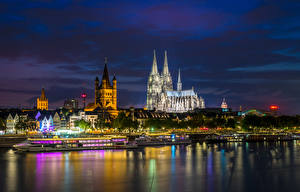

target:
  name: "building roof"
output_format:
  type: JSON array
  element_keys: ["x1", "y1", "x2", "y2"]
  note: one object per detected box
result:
[{"x1": 166, "y1": 89, "x2": 196, "y2": 97}]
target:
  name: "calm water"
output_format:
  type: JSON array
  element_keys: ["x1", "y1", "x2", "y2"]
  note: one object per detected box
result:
[{"x1": 1, "y1": 142, "x2": 300, "y2": 192}]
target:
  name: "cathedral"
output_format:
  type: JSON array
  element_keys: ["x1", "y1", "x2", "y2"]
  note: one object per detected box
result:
[
  {"x1": 85, "y1": 59, "x2": 118, "y2": 117},
  {"x1": 146, "y1": 50, "x2": 205, "y2": 113}
]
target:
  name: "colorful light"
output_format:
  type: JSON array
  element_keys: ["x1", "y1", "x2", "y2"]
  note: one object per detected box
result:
[
  {"x1": 269, "y1": 105, "x2": 279, "y2": 111},
  {"x1": 81, "y1": 93, "x2": 87, "y2": 98}
]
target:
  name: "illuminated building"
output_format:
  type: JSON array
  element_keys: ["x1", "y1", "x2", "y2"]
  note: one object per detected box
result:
[
  {"x1": 85, "y1": 58, "x2": 118, "y2": 117},
  {"x1": 53, "y1": 112, "x2": 67, "y2": 130},
  {"x1": 37, "y1": 88, "x2": 48, "y2": 110},
  {"x1": 220, "y1": 98, "x2": 229, "y2": 112},
  {"x1": 6, "y1": 113, "x2": 19, "y2": 133},
  {"x1": 59, "y1": 110, "x2": 67, "y2": 129},
  {"x1": 68, "y1": 111, "x2": 98, "y2": 129},
  {"x1": 146, "y1": 50, "x2": 205, "y2": 112},
  {"x1": 221, "y1": 98, "x2": 228, "y2": 112},
  {"x1": 63, "y1": 99, "x2": 78, "y2": 111},
  {"x1": 39, "y1": 115, "x2": 54, "y2": 132},
  {"x1": 69, "y1": 113, "x2": 81, "y2": 129},
  {"x1": 53, "y1": 112, "x2": 61, "y2": 130},
  {"x1": 84, "y1": 112, "x2": 98, "y2": 129},
  {"x1": 221, "y1": 98, "x2": 228, "y2": 109}
]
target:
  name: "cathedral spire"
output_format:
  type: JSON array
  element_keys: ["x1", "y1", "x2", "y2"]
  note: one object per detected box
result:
[
  {"x1": 151, "y1": 50, "x2": 158, "y2": 74},
  {"x1": 177, "y1": 69, "x2": 182, "y2": 91},
  {"x1": 163, "y1": 50, "x2": 169, "y2": 75}
]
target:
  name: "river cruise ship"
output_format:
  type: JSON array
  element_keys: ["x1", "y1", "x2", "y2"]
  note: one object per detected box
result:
[
  {"x1": 135, "y1": 134, "x2": 191, "y2": 146},
  {"x1": 13, "y1": 136, "x2": 137, "y2": 152}
]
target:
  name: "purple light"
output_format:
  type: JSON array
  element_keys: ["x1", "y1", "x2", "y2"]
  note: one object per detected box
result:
[
  {"x1": 35, "y1": 111, "x2": 41, "y2": 120},
  {"x1": 31, "y1": 140, "x2": 62, "y2": 144},
  {"x1": 112, "y1": 139, "x2": 126, "y2": 142}
]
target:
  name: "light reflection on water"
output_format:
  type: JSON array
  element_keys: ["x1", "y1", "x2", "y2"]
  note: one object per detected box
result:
[{"x1": 1, "y1": 142, "x2": 300, "y2": 192}]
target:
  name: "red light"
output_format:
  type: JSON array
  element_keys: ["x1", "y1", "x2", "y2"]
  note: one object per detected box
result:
[
  {"x1": 81, "y1": 93, "x2": 87, "y2": 98},
  {"x1": 269, "y1": 105, "x2": 279, "y2": 111}
]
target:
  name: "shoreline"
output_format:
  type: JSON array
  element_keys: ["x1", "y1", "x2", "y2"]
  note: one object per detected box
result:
[{"x1": 0, "y1": 132, "x2": 298, "y2": 149}]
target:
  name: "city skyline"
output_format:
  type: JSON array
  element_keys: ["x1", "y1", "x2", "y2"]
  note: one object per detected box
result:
[{"x1": 0, "y1": 1, "x2": 300, "y2": 114}]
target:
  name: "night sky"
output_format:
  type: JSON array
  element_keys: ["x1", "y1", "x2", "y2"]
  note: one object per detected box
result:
[{"x1": 1, "y1": 0, "x2": 300, "y2": 114}]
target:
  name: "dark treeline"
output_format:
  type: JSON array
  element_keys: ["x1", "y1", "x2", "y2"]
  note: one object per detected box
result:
[
  {"x1": 242, "y1": 115, "x2": 300, "y2": 130},
  {"x1": 103, "y1": 112, "x2": 237, "y2": 131},
  {"x1": 107, "y1": 113, "x2": 300, "y2": 132}
]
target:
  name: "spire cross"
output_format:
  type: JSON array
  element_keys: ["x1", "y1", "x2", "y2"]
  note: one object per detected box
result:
[{"x1": 104, "y1": 57, "x2": 108, "y2": 64}]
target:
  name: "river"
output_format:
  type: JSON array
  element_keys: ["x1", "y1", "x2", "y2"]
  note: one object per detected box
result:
[{"x1": 1, "y1": 141, "x2": 300, "y2": 192}]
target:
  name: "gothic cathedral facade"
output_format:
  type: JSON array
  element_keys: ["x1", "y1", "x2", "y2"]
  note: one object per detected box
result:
[{"x1": 147, "y1": 50, "x2": 205, "y2": 113}]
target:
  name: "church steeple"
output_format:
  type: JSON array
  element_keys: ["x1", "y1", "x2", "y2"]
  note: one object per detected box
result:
[
  {"x1": 163, "y1": 50, "x2": 169, "y2": 75},
  {"x1": 41, "y1": 88, "x2": 46, "y2": 100},
  {"x1": 177, "y1": 69, "x2": 182, "y2": 91},
  {"x1": 100, "y1": 57, "x2": 112, "y2": 88},
  {"x1": 151, "y1": 50, "x2": 158, "y2": 74},
  {"x1": 37, "y1": 87, "x2": 48, "y2": 110},
  {"x1": 102, "y1": 57, "x2": 109, "y2": 81}
]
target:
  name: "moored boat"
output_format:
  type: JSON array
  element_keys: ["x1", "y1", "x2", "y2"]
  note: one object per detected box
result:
[
  {"x1": 135, "y1": 134, "x2": 191, "y2": 146},
  {"x1": 13, "y1": 136, "x2": 137, "y2": 152}
]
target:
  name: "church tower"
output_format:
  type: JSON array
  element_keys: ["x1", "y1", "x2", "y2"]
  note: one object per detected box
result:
[
  {"x1": 86, "y1": 58, "x2": 118, "y2": 117},
  {"x1": 112, "y1": 74, "x2": 117, "y2": 110},
  {"x1": 37, "y1": 88, "x2": 48, "y2": 110},
  {"x1": 147, "y1": 50, "x2": 162, "y2": 110},
  {"x1": 99, "y1": 59, "x2": 113, "y2": 108},
  {"x1": 161, "y1": 50, "x2": 173, "y2": 92}
]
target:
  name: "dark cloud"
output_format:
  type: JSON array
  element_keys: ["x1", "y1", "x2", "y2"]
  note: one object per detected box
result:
[
  {"x1": 0, "y1": 0, "x2": 300, "y2": 114},
  {"x1": 0, "y1": 88, "x2": 39, "y2": 95}
]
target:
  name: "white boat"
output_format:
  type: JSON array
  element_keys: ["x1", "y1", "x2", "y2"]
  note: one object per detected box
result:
[
  {"x1": 135, "y1": 134, "x2": 191, "y2": 146},
  {"x1": 13, "y1": 136, "x2": 137, "y2": 152}
]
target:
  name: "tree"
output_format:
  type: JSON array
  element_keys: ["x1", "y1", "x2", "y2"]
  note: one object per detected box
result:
[
  {"x1": 74, "y1": 119, "x2": 91, "y2": 130},
  {"x1": 111, "y1": 112, "x2": 139, "y2": 133},
  {"x1": 241, "y1": 115, "x2": 259, "y2": 131},
  {"x1": 189, "y1": 114, "x2": 205, "y2": 129},
  {"x1": 215, "y1": 117, "x2": 227, "y2": 128},
  {"x1": 95, "y1": 118, "x2": 106, "y2": 130},
  {"x1": 144, "y1": 119, "x2": 164, "y2": 131},
  {"x1": 225, "y1": 118, "x2": 236, "y2": 129},
  {"x1": 204, "y1": 119, "x2": 217, "y2": 129},
  {"x1": 0, "y1": 118, "x2": 5, "y2": 131}
]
